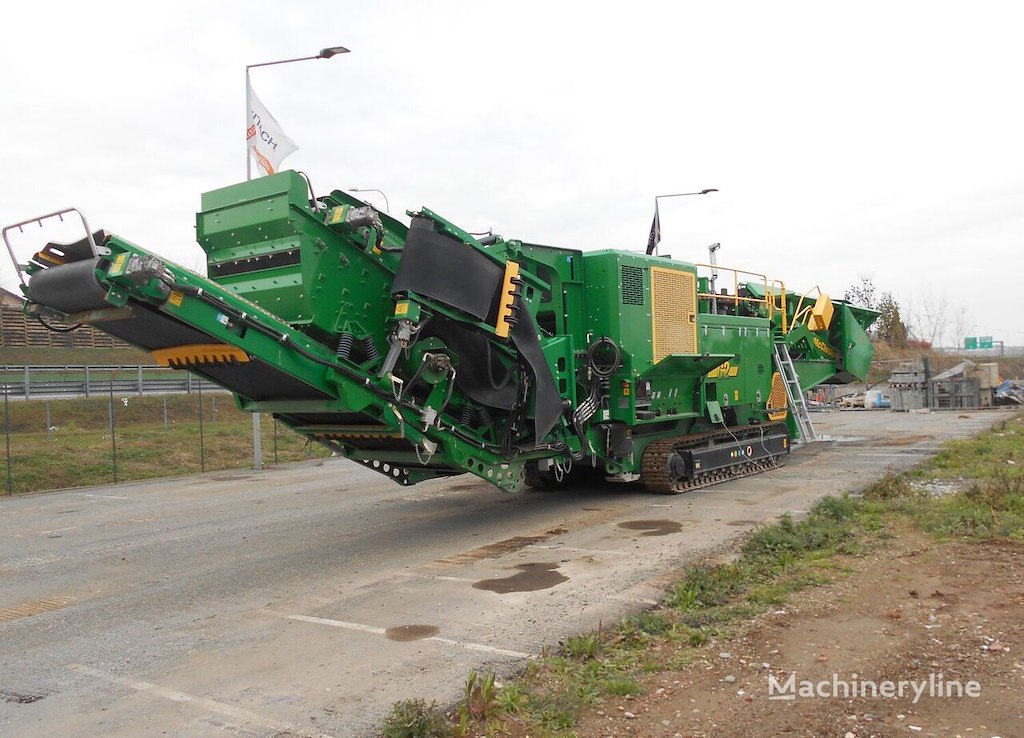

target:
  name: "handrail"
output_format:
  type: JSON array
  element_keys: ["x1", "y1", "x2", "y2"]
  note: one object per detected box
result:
[
  {"x1": 693, "y1": 263, "x2": 788, "y2": 332},
  {"x1": 790, "y1": 285, "x2": 824, "y2": 331}
]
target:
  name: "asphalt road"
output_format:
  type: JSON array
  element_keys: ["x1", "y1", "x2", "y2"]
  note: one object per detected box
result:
[{"x1": 0, "y1": 410, "x2": 1006, "y2": 737}]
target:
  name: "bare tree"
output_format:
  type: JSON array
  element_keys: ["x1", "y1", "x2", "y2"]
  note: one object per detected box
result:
[
  {"x1": 949, "y1": 303, "x2": 974, "y2": 352},
  {"x1": 844, "y1": 275, "x2": 877, "y2": 310},
  {"x1": 906, "y1": 290, "x2": 950, "y2": 347}
]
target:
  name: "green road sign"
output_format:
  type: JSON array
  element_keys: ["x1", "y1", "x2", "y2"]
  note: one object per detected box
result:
[
  {"x1": 979, "y1": 336, "x2": 993, "y2": 349},
  {"x1": 965, "y1": 336, "x2": 978, "y2": 349}
]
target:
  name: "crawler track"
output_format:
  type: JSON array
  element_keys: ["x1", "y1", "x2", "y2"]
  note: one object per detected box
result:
[{"x1": 641, "y1": 422, "x2": 789, "y2": 494}]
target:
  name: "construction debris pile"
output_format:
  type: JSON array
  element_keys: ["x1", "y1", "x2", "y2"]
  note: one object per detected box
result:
[
  {"x1": 889, "y1": 360, "x2": 1011, "y2": 411},
  {"x1": 995, "y1": 379, "x2": 1024, "y2": 405}
]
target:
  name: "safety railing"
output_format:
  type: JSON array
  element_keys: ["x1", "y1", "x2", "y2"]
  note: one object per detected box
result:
[{"x1": 694, "y1": 264, "x2": 789, "y2": 333}]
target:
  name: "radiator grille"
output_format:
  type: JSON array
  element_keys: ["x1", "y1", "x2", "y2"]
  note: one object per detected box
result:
[
  {"x1": 650, "y1": 267, "x2": 697, "y2": 363},
  {"x1": 620, "y1": 265, "x2": 644, "y2": 305}
]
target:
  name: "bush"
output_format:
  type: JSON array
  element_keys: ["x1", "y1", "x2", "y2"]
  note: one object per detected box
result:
[{"x1": 380, "y1": 699, "x2": 452, "y2": 738}]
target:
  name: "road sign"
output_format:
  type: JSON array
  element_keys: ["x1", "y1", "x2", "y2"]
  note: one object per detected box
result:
[
  {"x1": 965, "y1": 336, "x2": 977, "y2": 349},
  {"x1": 979, "y1": 336, "x2": 993, "y2": 349}
]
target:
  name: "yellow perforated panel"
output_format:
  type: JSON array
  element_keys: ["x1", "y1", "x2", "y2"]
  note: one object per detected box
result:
[
  {"x1": 767, "y1": 371, "x2": 789, "y2": 421},
  {"x1": 650, "y1": 267, "x2": 697, "y2": 363}
]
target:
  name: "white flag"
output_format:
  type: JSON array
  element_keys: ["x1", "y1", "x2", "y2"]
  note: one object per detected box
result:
[{"x1": 246, "y1": 80, "x2": 298, "y2": 176}]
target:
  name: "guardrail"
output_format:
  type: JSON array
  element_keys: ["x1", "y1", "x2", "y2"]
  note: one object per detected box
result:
[{"x1": 0, "y1": 365, "x2": 226, "y2": 399}]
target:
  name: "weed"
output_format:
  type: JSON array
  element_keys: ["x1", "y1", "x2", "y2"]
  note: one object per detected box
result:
[
  {"x1": 667, "y1": 564, "x2": 745, "y2": 611},
  {"x1": 459, "y1": 670, "x2": 500, "y2": 726},
  {"x1": 863, "y1": 471, "x2": 916, "y2": 500},
  {"x1": 381, "y1": 699, "x2": 452, "y2": 738},
  {"x1": 494, "y1": 683, "x2": 528, "y2": 715},
  {"x1": 563, "y1": 633, "x2": 602, "y2": 660},
  {"x1": 631, "y1": 611, "x2": 671, "y2": 635},
  {"x1": 603, "y1": 677, "x2": 643, "y2": 696}
]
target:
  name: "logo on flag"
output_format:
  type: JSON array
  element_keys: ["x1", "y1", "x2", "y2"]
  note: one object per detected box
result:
[
  {"x1": 246, "y1": 81, "x2": 298, "y2": 176},
  {"x1": 646, "y1": 201, "x2": 661, "y2": 255}
]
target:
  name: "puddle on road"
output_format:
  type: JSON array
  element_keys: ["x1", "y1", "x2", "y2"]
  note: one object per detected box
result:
[
  {"x1": 617, "y1": 519, "x2": 683, "y2": 537},
  {"x1": 473, "y1": 562, "x2": 568, "y2": 594},
  {"x1": 433, "y1": 529, "x2": 566, "y2": 567},
  {"x1": 385, "y1": 624, "x2": 439, "y2": 641},
  {"x1": 880, "y1": 434, "x2": 933, "y2": 447}
]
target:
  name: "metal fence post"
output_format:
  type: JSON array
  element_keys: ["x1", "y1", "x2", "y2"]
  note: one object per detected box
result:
[
  {"x1": 23, "y1": 366, "x2": 29, "y2": 400},
  {"x1": 137, "y1": 366, "x2": 144, "y2": 396},
  {"x1": 4, "y1": 367, "x2": 12, "y2": 495},
  {"x1": 84, "y1": 365, "x2": 90, "y2": 398},
  {"x1": 252, "y1": 412, "x2": 262, "y2": 471},
  {"x1": 197, "y1": 377, "x2": 205, "y2": 473},
  {"x1": 108, "y1": 373, "x2": 117, "y2": 484},
  {"x1": 163, "y1": 397, "x2": 168, "y2": 428}
]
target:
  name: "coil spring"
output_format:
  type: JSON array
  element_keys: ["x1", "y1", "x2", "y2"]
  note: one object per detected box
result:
[
  {"x1": 336, "y1": 333, "x2": 354, "y2": 359},
  {"x1": 476, "y1": 406, "x2": 493, "y2": 426},
  {"x1": 362, "y1": 336, "x2": 380, "y2": 362},
  {"x1": 457, "y1": 405, "x2": 474, "y2": 426}
]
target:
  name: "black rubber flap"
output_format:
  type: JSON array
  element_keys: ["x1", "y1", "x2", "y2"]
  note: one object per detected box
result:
[
  {"x1": 27, "y1": 258, "x2": 109, "y2": 313},
  {"x1": 425, "y1": 320, "x2": 517, "y2": 410},
  {"x1": 510, "y1": 311, "x2": 562, "y2": 440},
  {"x1": 392, "y1": 221, "x2": 561, "y2": 441},
  {"x1": 34, "y1": 230, "x2": 107, "y2": 267},
  {"x1": 391, "y1": 223, "x2": 502, "y2": 321}
]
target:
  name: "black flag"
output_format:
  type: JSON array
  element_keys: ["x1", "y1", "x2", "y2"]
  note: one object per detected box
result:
[{"x1": 646, "y1": 201, "x2": 661, "y2": 255}]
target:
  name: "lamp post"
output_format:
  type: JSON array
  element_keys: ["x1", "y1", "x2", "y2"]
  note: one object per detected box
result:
[
  {"x1": 245, "y1": 46, "x2": 350, "y2": 180},
  {"x1": 348, "y1": 188, "x2": 390, "y2": 213},
  {"x1": 244, "y1": 46, "x2": 348, "y2": 471},
  {"x1": 647, "y1": 188, "x2": 718, "y2": 255}
]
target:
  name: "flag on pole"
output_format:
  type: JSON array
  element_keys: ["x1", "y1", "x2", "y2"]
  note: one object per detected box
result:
[
  {"x1": 246, "y1": 80, "x2": 298, "y2": 176},
  {"x1": 646, "y1": 200, "x2": 661, "y2": 255}
]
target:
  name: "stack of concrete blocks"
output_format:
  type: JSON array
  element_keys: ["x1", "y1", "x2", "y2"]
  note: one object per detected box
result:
[{"x1": 889, "y1": 362, "x2": 928, "y2": 412}]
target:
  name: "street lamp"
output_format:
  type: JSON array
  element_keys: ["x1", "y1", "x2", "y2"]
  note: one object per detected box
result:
[
  {"x1": 245, "y1": 46, "x2": 350, "y2": 180},
  {"x1": 647, "y1": 188, "x2": 718, "y2": 255},
  {"x1": 348, "y1": 188, "x2": 390, "y2": 213},
  {"x1": 244, "y1": 46, "x2": 348, "y2": 471}
]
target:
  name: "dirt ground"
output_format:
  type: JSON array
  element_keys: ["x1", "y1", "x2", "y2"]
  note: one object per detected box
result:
[{"x1": 574, "y1": 528, "x2": 1024, "y2": 738}]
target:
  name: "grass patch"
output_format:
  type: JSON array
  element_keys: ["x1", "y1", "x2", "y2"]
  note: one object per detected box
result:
[
  {"x1": 381, "y1": 699, "x2": 452, "y2": 738},
  {"x1": 411, "y1": 411, "x2": 1024, "y2": 736},
  {"x1": 1, "y1": 395, "x2": 330, "y2": 493}
]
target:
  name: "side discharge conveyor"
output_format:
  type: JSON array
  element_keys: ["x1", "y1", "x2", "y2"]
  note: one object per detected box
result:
[{"x1": 5, "y1": 171, "x2": 878, "y2": 494}]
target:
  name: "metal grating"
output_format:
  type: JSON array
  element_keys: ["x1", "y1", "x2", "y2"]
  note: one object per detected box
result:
[
  {"x1": 767, "y1": 371, "x2": 789, "y2": 420},
  {"x1": 650, "y1": 267, "x2": 697, "y2": 363},
  {"x1": 620, "y1": 265, "x2": 645, "y2": 305}
]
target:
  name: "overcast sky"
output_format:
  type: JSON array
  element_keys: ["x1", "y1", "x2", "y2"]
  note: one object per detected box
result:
[{"x1": 3, "y1": 1, "x2": 1022, "y2": 348}]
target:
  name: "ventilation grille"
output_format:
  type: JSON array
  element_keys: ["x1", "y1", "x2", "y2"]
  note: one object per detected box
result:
[
  {"x1": 650, "y1": 267, "x2": 697, "y2": 363},
  {"x1": 767, "y1": 371, "x2": 789, "y2": 421},
  {"x1": 620, "y1": 265, "x2": 645, "y2": 305}
]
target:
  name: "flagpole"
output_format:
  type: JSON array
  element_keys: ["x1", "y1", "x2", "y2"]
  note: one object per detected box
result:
[
  {"x1": 245, "y1": 67, "x2": 252, "y2": 181},
  {"x1": 245, "y1": 46, "x2": 350, "y2": 181},
  {"x1": 242, "y1": 46, "x2": 349, "y2": 473},
  {"x1": 647, "y1": 188, "x2": 719, "y2": 256}
]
